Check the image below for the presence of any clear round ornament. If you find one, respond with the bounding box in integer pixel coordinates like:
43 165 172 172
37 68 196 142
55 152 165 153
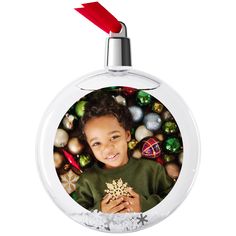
36 23 200 233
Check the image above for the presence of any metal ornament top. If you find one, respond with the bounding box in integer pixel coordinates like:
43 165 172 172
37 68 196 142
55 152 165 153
105 22 132 68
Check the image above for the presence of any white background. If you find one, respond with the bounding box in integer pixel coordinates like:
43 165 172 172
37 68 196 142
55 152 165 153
0 0 235 235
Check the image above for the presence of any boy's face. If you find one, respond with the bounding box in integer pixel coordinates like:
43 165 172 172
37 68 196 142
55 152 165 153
84 115 131 169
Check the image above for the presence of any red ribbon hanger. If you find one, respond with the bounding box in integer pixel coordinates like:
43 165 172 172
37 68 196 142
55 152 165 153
75 2 122 34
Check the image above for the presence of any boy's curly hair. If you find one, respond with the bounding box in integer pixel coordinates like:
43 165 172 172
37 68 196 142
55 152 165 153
79 91 133 140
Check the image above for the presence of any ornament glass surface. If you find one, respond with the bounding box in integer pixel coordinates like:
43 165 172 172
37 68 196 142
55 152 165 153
36 68 200 232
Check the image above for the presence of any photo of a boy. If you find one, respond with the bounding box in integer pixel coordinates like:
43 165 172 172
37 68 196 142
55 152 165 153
75 91 174 213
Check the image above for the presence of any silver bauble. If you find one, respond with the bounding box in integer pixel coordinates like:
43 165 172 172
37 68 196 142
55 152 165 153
143 113 162 131
128 106 143 122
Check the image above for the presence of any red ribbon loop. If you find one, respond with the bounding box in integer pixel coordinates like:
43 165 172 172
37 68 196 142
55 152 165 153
75 2 122 34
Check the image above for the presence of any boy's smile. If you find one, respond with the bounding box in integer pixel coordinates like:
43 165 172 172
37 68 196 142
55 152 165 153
84 115 131 169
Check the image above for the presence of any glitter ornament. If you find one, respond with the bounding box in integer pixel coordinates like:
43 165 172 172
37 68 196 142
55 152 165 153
164 137 182 154
122 86 136 96
128 106 144 122
152 102 164 113
163 121 178 134
143 113 162 131
36 2 200 233
128 139 138 150
136 91 151 106
79 154 92 168
141 137 161 158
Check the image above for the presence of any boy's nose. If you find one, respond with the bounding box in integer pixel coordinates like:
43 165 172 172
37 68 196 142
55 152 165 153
103 143 115 155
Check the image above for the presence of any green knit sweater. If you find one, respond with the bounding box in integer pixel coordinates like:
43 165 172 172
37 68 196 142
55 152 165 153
75 157 174 212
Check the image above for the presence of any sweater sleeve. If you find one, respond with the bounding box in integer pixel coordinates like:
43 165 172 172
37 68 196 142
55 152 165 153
75 174 100 211
140 164 174 212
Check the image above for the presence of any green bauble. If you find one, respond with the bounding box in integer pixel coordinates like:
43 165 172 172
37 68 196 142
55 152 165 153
164 137 182 153
163 121 178 134
136 91 151 106
79 154 92 167
75 101 87 117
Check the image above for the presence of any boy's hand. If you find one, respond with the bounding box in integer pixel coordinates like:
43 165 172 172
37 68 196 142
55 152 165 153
100 194 130 213
120 188 141 213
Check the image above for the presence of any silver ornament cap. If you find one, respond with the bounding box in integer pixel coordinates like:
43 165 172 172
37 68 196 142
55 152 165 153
105 22 132 69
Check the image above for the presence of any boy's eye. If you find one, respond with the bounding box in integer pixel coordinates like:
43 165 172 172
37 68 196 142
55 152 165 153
91 142 101 147
111 135 120 141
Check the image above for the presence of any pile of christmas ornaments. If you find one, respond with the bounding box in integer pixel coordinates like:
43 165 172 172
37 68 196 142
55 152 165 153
53 87 183 197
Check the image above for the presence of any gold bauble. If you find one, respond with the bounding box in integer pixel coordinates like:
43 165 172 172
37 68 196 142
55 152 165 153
68 137 84 154
53 152 64 168
132 149 142 159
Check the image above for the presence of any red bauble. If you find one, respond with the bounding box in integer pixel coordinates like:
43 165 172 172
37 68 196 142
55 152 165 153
122 86 137 96
141 137 161 159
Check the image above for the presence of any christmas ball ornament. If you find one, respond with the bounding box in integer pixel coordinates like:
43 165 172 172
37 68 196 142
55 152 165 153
36 2 200 233
163 154 175 163
68 137 84 154
162 111 173 121
122 86 136 96
132 149 142 159
79 154 92 168
143 113 162 131
54 129 69 148
155 133 164 142
136 90 151 106
164 137 182 153
114 95 126 106
152 102 164 113
141 137 161 158
62 114 76 130
75 100 87 117
165 163 180 181
163 121 178 134
53 152 64 168
135 125 153 142
128 139 138 150
128 106 143 122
